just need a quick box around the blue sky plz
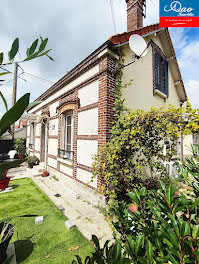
[0,0,199,117]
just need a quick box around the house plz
[25,0,188,203]
[1,120,27,140]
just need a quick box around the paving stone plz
[0,187,13,194]
[57,204,65,211]
[65,219,76,230]
[35,216,44,224]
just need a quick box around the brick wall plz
[126,0,144,32]
[98,55,117,188]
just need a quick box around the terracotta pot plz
[19,154,24,159]
[42,171,48,177]
[0,171,9,190]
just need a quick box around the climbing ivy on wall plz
[93,69,199,213]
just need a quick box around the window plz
[60,111,74,160]
[29,123,34,148]
[155,52,169,97]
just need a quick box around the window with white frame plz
[59,110,74,160]
[30,123,35,148]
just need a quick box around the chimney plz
[126,0,145,32]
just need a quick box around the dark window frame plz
[152,42,169,98]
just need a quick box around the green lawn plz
[0,178,93,264]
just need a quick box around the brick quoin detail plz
[98,55,117,188]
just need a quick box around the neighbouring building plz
[25,0,190,203]
[1,120,27,140]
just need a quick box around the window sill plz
[57,157,73,166]
[154,89,167,99]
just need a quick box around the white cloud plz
[185,80,199,109]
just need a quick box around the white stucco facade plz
[77,140,98,167]
[78,108,98,135]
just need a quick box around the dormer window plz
[154,51,169,97]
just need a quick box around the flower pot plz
[42,171,48,177]
[19,154,25,159]
[28,164,34,169]
[0,224,14,263]
[0,171,9,190]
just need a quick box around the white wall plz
[28,65,99,114]
[122,35,181,111]
[78,108,98,135]
[35,152,40,160]
[49,101,59,117]
[77,140,98,167]
[49,119,59,136]
[183,135,193,157]
[78,80,99,107]
[48,138,58,156]
[60,163,73,177]
[48,157,57,168]
[77,168,97,188]
[35,138,40,152]
[27,126,30,137]
[35,124,41,137]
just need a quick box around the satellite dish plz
[129,34,148,57]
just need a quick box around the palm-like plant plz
[180,144,199,196]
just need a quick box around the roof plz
[109,23,160,45]
[29,24,187,112]
[109,23,187,100]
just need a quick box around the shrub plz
[73,182,199,263]
[27,156,40,166]
[93,103,199,214]
[14,138,26,155]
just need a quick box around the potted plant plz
[0,214,38,263]
[0,222,14,263]
[42,171,48,177]
[27,156,40,169]
[14,138,26,159]
[0,171,10,190]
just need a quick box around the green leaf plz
[159,180,165,191]
[166,186,172,204]
[28,39,38,56]
[26,48,30,57]
[193,225,199,239]
[0,52,4,64]
[135,234,144,254]
[128,192,139,205]
[184,221,191,236]
[46,54,54,61]
[38,49,52,58]
[191,198,199,211]
[140,187,147,198]
[113,242,121,263]
[0,91,8,111]
[24,51,40,61]
[0,71,11,76]
[39,38,48,52]
[75,255,82,264]
[8,38,19,61]
[163,238,173,249]
[0,158,27,173]
[0,93,30,137]
[146,240,153,264]
[168,214,180,237]
[92,235,100,249]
